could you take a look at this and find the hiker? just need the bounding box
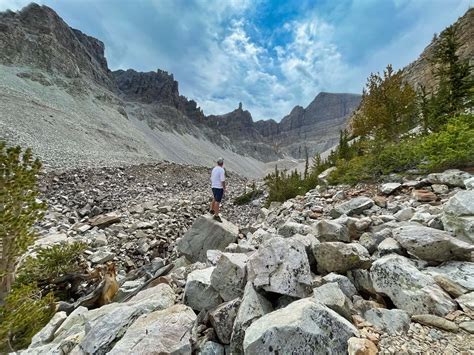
[210,157,226,222]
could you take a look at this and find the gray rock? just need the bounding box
[108,304,196,355]
[347,269,376,296]
[314,220,350,242]
[88,212,121,228]
[427,169,471,187]
[318,167,337,184]
[442,190,474,243]
[211,253,248,301]
[247,237,312,298]
[230,282,273,355]
[248,228,275,247]
[432,184,449,194]
[425,261,474,291]
[465,177,474,190]
[184,267,223,312]
[347,337,378,355]
[359,232,386,254]
[381,183,401,195]
[332,197,374,217]
[394,208,415,222]
[392,225,474,262]
[322,273,358,298]
[243,298,357,355]
[456,292,474,313]
[459,321,474,333]
[313,242,371,274]
[412,314,459,332]
[209,298,241,344]
[376,237,404,257]
[177,215,238,262]
[88,250,114,264]
[433,274,468,298]
[364,308,410,335]
[313,283,353,320]
[29,311,68,348]
[290,233,319,270]
[199,341,225,355]
[278,219,313,237]
[370,255,456,316]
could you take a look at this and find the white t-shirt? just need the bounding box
[211,166,225,189]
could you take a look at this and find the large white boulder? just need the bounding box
[363,308,410,335]
[425,261,474,292]
[209,298,241,344]
[392,225,473,262]
[427,169,471,187]
[313,220,350,242]
[230,282,273,354]
[211,253,248,301]
[177,215,238,262]
[313,283,353,320]
[108,304,196,354]
[243,298,357,355]
[247,237,312,298]
[313,242,371,274]
[184,267,223,311]
[278,219,314,237]
[370,255,456,316]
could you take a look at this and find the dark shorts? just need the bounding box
[212,188,224,203]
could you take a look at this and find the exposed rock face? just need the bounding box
[0,3,115,89]
[205,93,361,161]
[402,8,474,92]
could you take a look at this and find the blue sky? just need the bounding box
[1,0,472,121]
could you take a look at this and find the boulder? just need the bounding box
[363,308,410,335]
[199,341,225,355]
[177,215,238,262]
[29,311,67,348]
[432,184,449,194]
[34,233,68,247]
[243,299,357,355]
[211,253,248,301]
[290,233,319,270]
[318,167,337,184]
[209,298,241,344]
[376,237,404,257]
[108,305,196,354]
[392,225,473,262]
[88,212,121,228]
[313,242,371,274]
[359,232,386,254]
[314,220,350,242]
[230,282,273,355]
[442,190,474,243]
[433,274,468,298]
[278,220,314,237]
[347,269,376,296]
[459,321,474,333]
[88,250,115,264]
[465,177,474,190]
[427,169,471,187]
[248,228,275,247]
[394,207,415,222]
[322,273,358,299]
[313,283,353,320]
[380,183,401,195]
[411,314,459,332]
[412,189,437,202]
[184,267,223,312]
[425,261,474,292]
[332,197,374,217]
[456,292,474,313]
[247,237,312,298]
[347,337,378,355]
[370,255,456,316]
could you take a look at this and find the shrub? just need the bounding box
[233,184,264,205]
[0,143,46,301]
[16,242,87,287]
[0,284,54,352]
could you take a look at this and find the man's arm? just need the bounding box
[222,180,226,191]
[221,170,226,191]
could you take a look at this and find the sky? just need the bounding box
[0,0,472,121]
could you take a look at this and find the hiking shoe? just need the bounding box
[213,215,223,223]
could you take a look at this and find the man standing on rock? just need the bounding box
[210,157,226,222]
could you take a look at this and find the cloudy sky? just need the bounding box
[0,0,472,121]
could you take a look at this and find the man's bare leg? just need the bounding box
[210,199,216,214]
[214,202,220,216]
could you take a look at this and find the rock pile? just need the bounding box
[26,168,474,354]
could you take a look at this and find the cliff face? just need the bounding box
[402,7,474,92]
[204,93,361,161]
[0,3,115,90]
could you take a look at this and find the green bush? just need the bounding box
[233,185,264,205]
[0,142,46,301]
[16,242,87,287]
[0,284,54,352]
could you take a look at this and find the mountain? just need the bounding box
[0,3,265,177]
[402,8,474,92]
[206,93,361,161]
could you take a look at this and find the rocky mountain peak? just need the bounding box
[0,3,115,90]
